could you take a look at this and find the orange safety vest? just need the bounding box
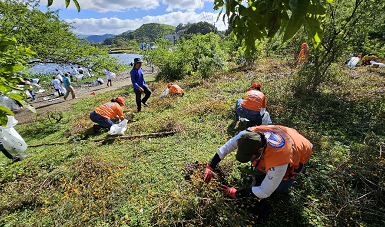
[249,125,312,180]
[362,55,377,64]
[241,90,266,111]
[95,102,123,120]
[298,48,309,62]
[169,84,184,95]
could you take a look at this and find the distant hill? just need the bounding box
[108,23,175,44]
[86,34,115,43]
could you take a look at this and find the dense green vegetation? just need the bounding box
[102,23,176,46]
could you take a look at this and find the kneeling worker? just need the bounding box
[235,83,266,126]
[90,97,125,128]
[204,125,312,199]
[167,83,184,97]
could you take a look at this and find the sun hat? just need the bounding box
[116,97,125,106]
[236,131,265,163]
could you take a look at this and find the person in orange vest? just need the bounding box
[235,82,266,126]
[90,97,125,128]
[294,43,309,64]
[362,53,378,65]
[203,125,313,199]
[167,83,184,97]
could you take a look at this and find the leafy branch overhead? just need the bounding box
[214,0,333,55]
[0,34,36,126]
[47,0,80,12]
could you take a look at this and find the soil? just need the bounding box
[14,66,155,125]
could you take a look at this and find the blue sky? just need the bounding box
[40,0,227,36]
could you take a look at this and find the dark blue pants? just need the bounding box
[90,111,114,128]
[134,84,152,111]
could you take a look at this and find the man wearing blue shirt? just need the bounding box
[130,58,152,112]
[63,72,76,100]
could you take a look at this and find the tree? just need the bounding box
[0,0,116,67]
[0,34,36,126]
[214,0,332,56]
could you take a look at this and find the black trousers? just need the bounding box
[134,84,152,111]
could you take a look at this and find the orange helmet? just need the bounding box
[116,97,125,106]
[302,43,308,48]
[357,55,361,58]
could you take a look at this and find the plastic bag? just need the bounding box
[262,111,273,125]
[0,116,28,157]
[158,88,169,99]
[108,119,128,136]
[109,72,116,78]
[75,74,84,81]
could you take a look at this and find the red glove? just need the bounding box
[204,165,214,183]
[220,185,237,198]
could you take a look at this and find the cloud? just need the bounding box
[66,11,228,35]
[41,0,212,12]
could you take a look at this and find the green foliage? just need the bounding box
[48,0,80,12]
[180,22,218,40]
[114,23,176,44]
[0,0,114,67]
[146,33,227,80]
[214,0,331,57]
[0,34,36,126]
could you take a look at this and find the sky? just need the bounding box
[39,0,228,36]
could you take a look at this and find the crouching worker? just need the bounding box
[235,83,266,126]
[203,125,312,199]
[167,83,184,97]
[90,97,125,129]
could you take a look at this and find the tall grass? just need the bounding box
[0,59,384,226]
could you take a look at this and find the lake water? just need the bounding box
[27,53,142,75]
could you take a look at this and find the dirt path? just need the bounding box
[14,67,155,125]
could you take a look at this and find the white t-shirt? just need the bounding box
[106,72,112,80]
[97,78,104,83]
[32,78,40,84]
[52,79,61,89]
[72,68,78,75]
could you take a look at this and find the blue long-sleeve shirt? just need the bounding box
[130,67,145,89]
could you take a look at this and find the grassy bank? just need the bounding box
[1,59,384,226]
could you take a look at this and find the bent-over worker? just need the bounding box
[204,125,312,199]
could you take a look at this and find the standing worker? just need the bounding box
[90,97,125,129]
[235,82,266,126]
[63,72,76,100]
[204,125,312,199]
[294,43,309,64]
[51,76,63,96]
[130,58,152,112]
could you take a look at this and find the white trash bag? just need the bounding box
[0,116,28,156]
[262,111,273,125]
[109,72,116,78]
[108,119,128,136]
[158,88,169,99]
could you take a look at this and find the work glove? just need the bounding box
[203,165,214,183]
[220,185,237,199]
